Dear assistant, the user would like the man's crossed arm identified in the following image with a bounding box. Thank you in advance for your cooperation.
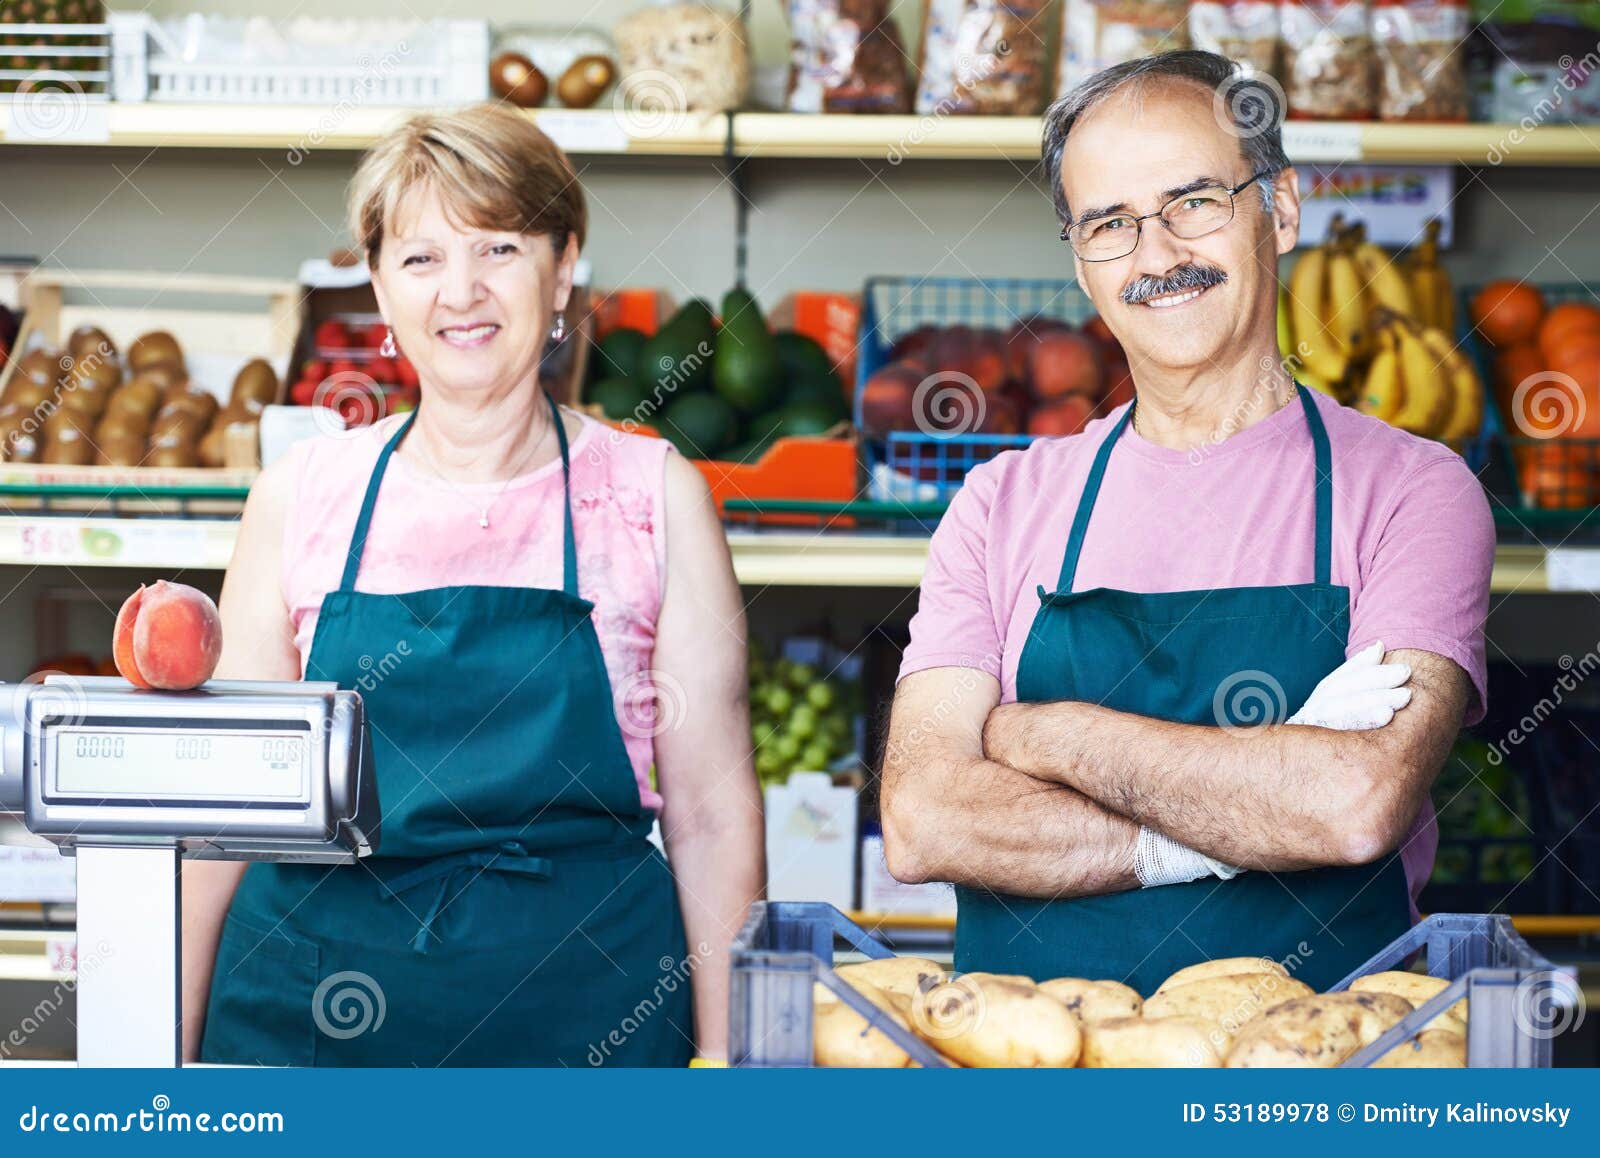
[879,649,1471,899]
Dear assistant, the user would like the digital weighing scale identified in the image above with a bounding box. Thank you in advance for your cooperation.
[0,675,378,1067]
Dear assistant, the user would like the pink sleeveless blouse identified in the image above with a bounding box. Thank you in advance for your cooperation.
[278,408,671,812]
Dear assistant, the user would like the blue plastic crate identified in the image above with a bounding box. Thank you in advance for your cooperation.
[854,276,1099,506]
[730,902,1573,1067]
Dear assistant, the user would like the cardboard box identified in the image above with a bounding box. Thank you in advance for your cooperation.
[764,771,858,910]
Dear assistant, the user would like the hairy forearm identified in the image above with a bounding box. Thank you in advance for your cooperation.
[985,702,1411,870]
[882,751,1139,898]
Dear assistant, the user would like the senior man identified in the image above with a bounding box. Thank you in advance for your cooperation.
[881,51,1492,993]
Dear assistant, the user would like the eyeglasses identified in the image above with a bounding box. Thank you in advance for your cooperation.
[1060,171,1275,262]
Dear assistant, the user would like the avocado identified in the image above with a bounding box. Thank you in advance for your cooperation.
[783,374,850,421]
[720,436,773,465]
[660,392,738,459]
[590,328,648,383]
[775,330,839,388]
[773,402,841,438]
[586,377,653,421]
[639,299,716,395]
[714,287,783,415]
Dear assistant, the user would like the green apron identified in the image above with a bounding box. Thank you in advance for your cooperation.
[955,386,1409,995]
[202,393,693,1066]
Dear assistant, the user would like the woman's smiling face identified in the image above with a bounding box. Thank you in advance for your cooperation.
[371,182,576,398]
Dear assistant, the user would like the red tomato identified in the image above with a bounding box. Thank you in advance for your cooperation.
[314,320,351,350]
[289,378,317,406]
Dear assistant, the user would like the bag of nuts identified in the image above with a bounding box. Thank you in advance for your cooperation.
[785,0,911,112]
[1371,0,1469,121]
[1187,0,1280,83]
[1057,0,1192,96]
[1280,0,1375,119]
[916,0,1052,115]
[613,2,750,113]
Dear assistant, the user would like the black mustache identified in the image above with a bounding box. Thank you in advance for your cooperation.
[1121,266,1228,306]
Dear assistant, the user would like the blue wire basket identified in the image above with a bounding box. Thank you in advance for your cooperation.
[854,276,1100,506]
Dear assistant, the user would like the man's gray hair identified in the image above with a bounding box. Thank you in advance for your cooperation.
[1042,50,1290,227]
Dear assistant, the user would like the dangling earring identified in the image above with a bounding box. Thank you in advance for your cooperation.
[549,313,566,342]
[380,328,397,357]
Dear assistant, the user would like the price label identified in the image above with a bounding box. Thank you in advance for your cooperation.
[534,111,629,154]
[3,98,110,145]
[1282,122,1363,163]
[18,523,84,562]
[1546,548,1600,591]
[46,937,77,976]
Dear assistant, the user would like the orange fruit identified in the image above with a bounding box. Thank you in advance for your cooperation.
[1537,301,1600,363]
[1494,343,1545,424]
[1520,443,1591,509]
[1471,280,1546,347]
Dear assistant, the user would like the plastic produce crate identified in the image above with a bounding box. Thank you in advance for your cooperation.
[109,13,488,105]
[730,901,1574,1068]
[854,276,1098,506]
[1460,281,1600,520]
[0,22,111,100]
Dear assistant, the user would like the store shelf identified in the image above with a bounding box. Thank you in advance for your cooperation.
[4,105,1597,165]
[731,114,1600,166]
[0,103,729,156]
[0,517,1572,591]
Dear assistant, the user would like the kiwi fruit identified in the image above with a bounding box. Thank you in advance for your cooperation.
[557,55,615,109]
[161,383,220,424]
[42,426,96,466]
[0,404,40,463]
[95,434,146,467]
[230,359,279,407]
[4,376,53,411]
[96,409,148,443]
[108,377,164,418]
[59,366,113,417]
[150,408,204,444]
[131,361,186,393]
[145,443,198,468]
[489,51,548,107]
[64,350,121,393]
[11,348,61,391]
[41,406,91,441]
[68,324,117,363]
[128,331,184,372]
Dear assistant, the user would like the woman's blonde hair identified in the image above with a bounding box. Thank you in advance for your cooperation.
[348,102,587,264]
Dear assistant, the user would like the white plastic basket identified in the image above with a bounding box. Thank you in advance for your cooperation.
[0,23,111,98]
[108,13,488,105]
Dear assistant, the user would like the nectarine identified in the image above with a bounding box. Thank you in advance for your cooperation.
[113,581,222,691]
[1028,332,1104,401]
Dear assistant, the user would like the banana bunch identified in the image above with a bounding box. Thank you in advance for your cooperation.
[1404,218,1455,334]
[1281,217,1413,399]
[1356,311,1483,442]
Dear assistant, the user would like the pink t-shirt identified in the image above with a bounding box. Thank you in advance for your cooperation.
[280,409,672,812]
[898,388,1494,905]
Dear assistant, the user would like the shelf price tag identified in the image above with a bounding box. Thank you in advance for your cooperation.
[1546,548,1600,591]
[4,98,111,145]
[1282,123,1363,163]
[534,112,629,154]
[17,522,85,563]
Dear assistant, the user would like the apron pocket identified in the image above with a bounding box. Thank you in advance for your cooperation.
[201,912,321,1067]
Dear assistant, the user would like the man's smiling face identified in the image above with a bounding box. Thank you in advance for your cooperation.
[1059,80,1297,378]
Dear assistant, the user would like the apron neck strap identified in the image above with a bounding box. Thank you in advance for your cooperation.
[1056,403,1135,592]
[337,392,579,598]
[1054,384,1333,593]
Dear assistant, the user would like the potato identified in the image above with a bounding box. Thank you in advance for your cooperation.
[1372,1029,1466,1068]
[1143,973,1315,1037]
[1037,977,1142,1024]
[1226,992,1415,1068]
[833,956,947,1001]
[910,976,1080,1067]
[1349,971,1467,1031]
[1156,956,1288,994]
[958,972,1036,987]
[1080,1015,1225,1068]
[812,981,913,1068]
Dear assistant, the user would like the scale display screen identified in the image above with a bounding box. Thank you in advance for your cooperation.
[48,726,311,803]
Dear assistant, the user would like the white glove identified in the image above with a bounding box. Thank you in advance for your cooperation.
[1286,640,1412,730]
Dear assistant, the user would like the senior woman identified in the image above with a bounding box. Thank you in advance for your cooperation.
[181,103,763,1067]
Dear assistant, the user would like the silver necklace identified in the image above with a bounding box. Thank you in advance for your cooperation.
[411,403,558,530]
